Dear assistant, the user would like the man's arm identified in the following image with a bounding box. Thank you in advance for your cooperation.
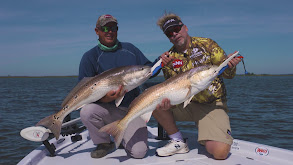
[78,53,97,81]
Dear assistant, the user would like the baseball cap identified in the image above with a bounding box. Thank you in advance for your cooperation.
[96,14,118,27]
[162,17,182,32]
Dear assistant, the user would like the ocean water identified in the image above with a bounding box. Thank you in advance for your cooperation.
[0,76,293,165]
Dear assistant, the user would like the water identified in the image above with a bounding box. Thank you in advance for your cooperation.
[0,76,293,165]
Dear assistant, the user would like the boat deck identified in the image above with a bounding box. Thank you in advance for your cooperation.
[18,127,293,165]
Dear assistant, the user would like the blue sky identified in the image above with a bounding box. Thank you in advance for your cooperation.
[1,0,292,76]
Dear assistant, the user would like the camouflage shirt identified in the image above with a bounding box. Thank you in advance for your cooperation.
[162,37,236,104]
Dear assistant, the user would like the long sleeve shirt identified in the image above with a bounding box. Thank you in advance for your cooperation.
[162,37,236,104]
[78,42,155,107]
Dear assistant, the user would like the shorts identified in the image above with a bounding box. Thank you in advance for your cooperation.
[170,101,233,145]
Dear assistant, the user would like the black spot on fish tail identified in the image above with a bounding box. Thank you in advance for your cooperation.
[36,114,62,139]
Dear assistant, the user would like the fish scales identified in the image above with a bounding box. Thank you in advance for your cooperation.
[99,51,240,148]
[36,65,152,139]
[125,73,192,123]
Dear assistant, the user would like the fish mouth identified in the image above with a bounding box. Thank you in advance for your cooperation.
[147,71,152,77]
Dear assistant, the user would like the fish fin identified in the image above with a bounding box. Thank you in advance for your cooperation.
[99,120,125,148]
[140,111,153,123]
[186,85,191,98]
[183,86,192,108]
[115,96,124,107]
[36,114,62,140]
[62,77,95,107]
[183,96,193,108]
[76,104,86,110]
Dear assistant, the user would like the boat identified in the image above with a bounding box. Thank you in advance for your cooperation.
[18,118,293,165]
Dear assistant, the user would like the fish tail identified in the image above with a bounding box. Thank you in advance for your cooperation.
[99,120,126,148]
[36,114,62,140]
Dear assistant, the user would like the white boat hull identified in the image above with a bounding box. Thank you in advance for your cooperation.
[18,126,293,165]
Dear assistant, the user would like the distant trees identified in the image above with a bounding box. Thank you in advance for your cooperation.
[245,72,255,75]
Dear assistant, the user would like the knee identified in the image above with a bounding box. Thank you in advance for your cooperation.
[80,104,105,122]
[126,141,148,159]
[205,141,231,160]
[212,148,230,160]
[80,106,92,122]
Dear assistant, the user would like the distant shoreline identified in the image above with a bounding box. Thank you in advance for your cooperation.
[0,76,78,78]
[0,74,293,78]
[236,74,293,76]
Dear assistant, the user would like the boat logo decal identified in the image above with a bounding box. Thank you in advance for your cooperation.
[33,131,43,139]
[255,147,269,156]
[231,141,240,150]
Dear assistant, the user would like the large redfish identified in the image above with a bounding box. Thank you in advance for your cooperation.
[99,52,239,148]
[36,65,152,139]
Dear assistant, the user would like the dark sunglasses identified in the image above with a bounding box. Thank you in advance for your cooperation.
[165,24,184,38]
[99,26,118,32]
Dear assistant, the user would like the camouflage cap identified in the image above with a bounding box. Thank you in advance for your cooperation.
[96,14,118,27]
[162,17,182,32]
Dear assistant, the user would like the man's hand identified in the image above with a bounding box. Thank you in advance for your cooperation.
[160,51,173,66]
[227,51,242,68]
[156,98,172,111]
[99,85,126,103]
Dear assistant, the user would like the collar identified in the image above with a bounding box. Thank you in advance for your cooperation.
[97,40,119,52]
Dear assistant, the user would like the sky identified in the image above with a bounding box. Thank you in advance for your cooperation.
[0,0,292,76]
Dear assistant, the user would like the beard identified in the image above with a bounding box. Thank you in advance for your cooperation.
[175,37,186,47]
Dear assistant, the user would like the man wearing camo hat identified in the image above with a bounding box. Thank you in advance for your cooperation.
[78,14,159,159]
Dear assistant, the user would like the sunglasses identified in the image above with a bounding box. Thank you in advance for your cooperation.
[165,24,184,38]
[99,26,118,33]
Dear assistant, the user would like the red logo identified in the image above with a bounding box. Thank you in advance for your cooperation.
[172,59,183,68]
[33,131,43,138]
[104,14,113,18]
[255,147,269,156]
